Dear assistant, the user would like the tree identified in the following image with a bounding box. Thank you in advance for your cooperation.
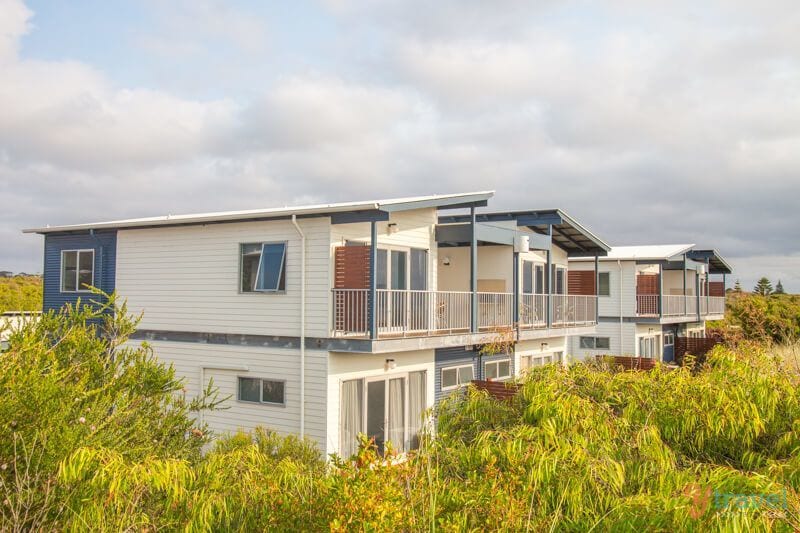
[753,277,773,296]
[775,280,785,294]
[733,279,742,293]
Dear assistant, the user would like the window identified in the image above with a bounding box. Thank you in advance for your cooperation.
[664,332,675,346]
[520,353,560,372]
[522,261,533,294]
[638,336,660,358]
[552,266,566,294]
[485,359,511,380]
[535,265,544,294]
[339,371,427,458]
[238,377,285,405]
[240,242,286,292]
[598,272,610,296]
[580,336,610,350]
[441,364,474,390]
[61,250,94,292]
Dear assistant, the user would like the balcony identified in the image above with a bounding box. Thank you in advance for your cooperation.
[332,289,596,338]
[635,294,725,319]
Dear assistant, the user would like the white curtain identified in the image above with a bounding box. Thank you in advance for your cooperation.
[408,371,426,450]
[340,379,363,458]
[387,378,405,452]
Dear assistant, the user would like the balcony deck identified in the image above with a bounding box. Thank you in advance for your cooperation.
[332,289,597,339]
[636,294,725,319]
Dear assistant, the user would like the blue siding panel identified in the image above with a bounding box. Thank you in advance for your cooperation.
[43,232,117,313]
[433,346,515,405]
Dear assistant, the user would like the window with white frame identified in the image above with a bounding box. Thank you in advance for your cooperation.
[664,332,675,346]
[238,377,286,405]
[484,359,511,380]
[61,250,94,292]
[598,272,610,296]
[240,242,287,292]
[441,364,474,390]
[580,336,611,350]
[638,336,660,358]
[520,353,561,373]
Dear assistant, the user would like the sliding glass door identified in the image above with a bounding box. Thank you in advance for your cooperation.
[340,370,427,458]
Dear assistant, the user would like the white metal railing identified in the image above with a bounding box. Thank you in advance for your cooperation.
[707,296,725,316]
[551,295,597,327]
[332,289,599,337]
[700,297,708,315]
[662,295,689,317]
[332,289,472,337]
[477,292,514,330]
[636,294,660,316]
[519,293,547,328]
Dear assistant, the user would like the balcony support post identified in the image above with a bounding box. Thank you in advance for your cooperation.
[695,269,701,321]
[705,259,710,316]
[658,263,663,318]
[683,254,687,316]
[594,254,599,322]
[512,251,519,330]
[546,226,552,329]
[368,220,378,339]
[470,207,478,333]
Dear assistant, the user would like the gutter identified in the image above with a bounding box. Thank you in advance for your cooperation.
[291,214,306,439]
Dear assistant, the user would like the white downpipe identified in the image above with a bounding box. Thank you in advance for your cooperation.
[198,365,249,426]
[618,260,623,354]
[291,214,306,438]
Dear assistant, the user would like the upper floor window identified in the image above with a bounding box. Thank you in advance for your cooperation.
[598,272,610,296]
[61,250,94,292]
[240,242,286,293]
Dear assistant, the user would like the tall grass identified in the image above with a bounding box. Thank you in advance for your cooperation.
[2,299,799,530]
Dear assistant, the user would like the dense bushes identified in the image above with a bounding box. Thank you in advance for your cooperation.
[0,275,41,313]
[2,301,799,530]
[723,293,800,343]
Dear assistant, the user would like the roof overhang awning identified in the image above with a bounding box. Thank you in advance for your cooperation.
[686,250,733,274]
[438,209,609,257]
[435,222,551,250]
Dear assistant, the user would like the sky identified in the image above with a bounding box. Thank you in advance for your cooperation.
[1,0,799,291]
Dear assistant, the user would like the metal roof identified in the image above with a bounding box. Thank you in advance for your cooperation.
[23,191,494,234]
[438,209,610,256]
[687,249,733,274]
[597,244,696,261]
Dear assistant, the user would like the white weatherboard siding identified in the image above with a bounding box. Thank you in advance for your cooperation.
[116,218,331,337]
[569,321,637,361]
[326,349,435,457]
[569,260,636,317]
[515,337,567,370]
[136,340,328,449]
[331,208,438,291]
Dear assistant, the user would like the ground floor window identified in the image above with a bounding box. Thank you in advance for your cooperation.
[441,364,474,391]
[663,332,675,346]
[579,336,610,350]
[484,359,511,381]
[638,336,660,358]
[519,352,562,373]
[340,370,427,458]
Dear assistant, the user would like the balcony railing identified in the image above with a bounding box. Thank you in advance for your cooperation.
[635,294,727,318]
[332,289,597,338]
[707,296,725,315]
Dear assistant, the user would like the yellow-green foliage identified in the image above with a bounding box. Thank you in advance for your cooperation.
[0,275,42,313]
[723,292,800,343]
[2,300,800,531]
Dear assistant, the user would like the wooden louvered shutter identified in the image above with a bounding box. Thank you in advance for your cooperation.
[636,274,659,295]
[708,281,725,297]
[568,271,596,295]
[334,246,371,333]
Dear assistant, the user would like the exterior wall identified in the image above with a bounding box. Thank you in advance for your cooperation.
[43,231,117,312]
[663,270,696,295]
[515,336,566,369]
[326,349,435,456]
[569,320,637,361]
[437,240,569,293]
[132,340,328,450]
[115,218,331,337]
[570,260,636,317]
[331,208,438,291]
